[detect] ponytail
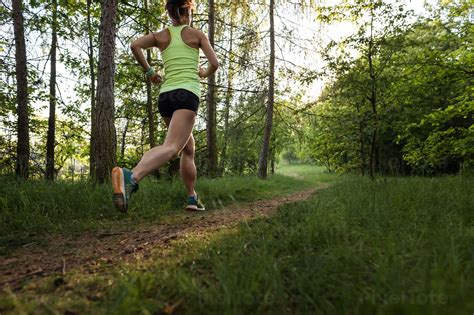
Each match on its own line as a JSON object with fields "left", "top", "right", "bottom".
{"left": 166, "top": 0, "right": 194, "bottom": 24}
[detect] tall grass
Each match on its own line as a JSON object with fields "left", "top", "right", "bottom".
{"left": 0, "top": 165, "right": 332, "bottom": 251}
{"left": 100, "top": 175, "right": 473, "bottom": 314}
{"left": 3, "top": 169, "right": 470, "bottom": 314}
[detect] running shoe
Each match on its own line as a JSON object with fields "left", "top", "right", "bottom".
{"left": 186, "top": 195, "right": 205, "bottom": 211}
{"left": 112, "top": 167, "right": 138, "bottom": 213}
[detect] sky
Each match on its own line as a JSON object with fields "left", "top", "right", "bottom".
{"left": 278, "top": 0, "right": 433, "bottom": 102}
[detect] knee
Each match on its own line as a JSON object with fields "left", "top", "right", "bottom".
{"left": 163, "top": 144, "right": 181, "bottom": 158}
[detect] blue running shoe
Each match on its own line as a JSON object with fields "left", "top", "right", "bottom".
{"left": 186, "top": 195, "right": 205, "bottom": 211}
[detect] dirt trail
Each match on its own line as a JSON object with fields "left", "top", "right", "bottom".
{"left": 0, "top": 185, "right": 327, "bottom": 290}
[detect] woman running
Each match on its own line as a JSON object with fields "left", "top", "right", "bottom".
{"left": 112, "top": 0, "right": 219, "bottom": 213}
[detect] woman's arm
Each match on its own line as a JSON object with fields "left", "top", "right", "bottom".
{"left": 130, "top": 33, "right": 161, "bottom": 85}
{"left": 198, "top": 32, "right": 219, "bottom": 79}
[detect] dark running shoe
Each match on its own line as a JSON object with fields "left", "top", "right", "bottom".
{"left": 186, "top": 195, "right": 205, "bottom": 211}
{"left": 112, "top": 167, "right": 138, "bottom": 213}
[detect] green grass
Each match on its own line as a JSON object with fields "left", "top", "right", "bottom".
{"left": 96, "top": 175, "right": 473, "bottom": 314}
{"left": 1, "top": 169, "right": 472, "bottom": 314}
{"left": 0, "top": 165, "right": 333, "bottom": 253}
{"left": 275, "top": 163, "right": 331, "bottom": 183}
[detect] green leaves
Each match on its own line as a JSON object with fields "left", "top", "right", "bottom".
{"left": 401, "top": 101, "right": 473, "bottom": 172}
{"left": 298, "top": 0, "right": 473, "bottom": 175}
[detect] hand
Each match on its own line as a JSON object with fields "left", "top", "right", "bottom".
{"left": 150, "top": 73, "right": 162, "bottom": 85}
{"left": 198, "top": 66, "right": 207, "bottom": 79}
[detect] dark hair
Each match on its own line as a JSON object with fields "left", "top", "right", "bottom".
{"left": 166, "top": 0, "right": 194, "bottom": 23}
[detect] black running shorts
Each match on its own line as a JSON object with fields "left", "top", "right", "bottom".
{"left": 157, "top": 89, "right": 200, "bottom": 118}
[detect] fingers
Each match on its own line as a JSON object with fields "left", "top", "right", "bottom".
{"left": 150, "top": 74, "right": 162, "bottom": 85}
{"left": 198, "top": 67, "right": 206, "bottom": 79}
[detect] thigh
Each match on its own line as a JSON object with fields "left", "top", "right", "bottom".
{"left": 163, "top": 116, "right": 194, "bottom": 157}
{"left": 163, "top": 109, "right": 196, "bottom": 152}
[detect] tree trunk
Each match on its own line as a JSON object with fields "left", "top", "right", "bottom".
{"left": 12, "top": 0, "right": 29, "bottom": 179}
{"left": 87, "top": 0, "right": 97, "bottom": 177}
{"left": 120, "top": 118, "right": 129, "bottom": 161}
{"left": 71, "top": 158, "right": 75, "bottom": 182}
{"left": 367, "top": 8, "right": 378, "bottom": 180}
{"left": 206, "top": 0, "right": 217, "bottom": 176}
{"left": 46, "top": 0, "right": 58, "bottom": 181}
{"left": 91, "top": 0, "right": 117, "bottom": 183}
{"left": 356, "top": 102, "right": 365, "bottom": 175}
{"left": 219, "top": 11, "right": 235, "bottom": 175}
{"left": 144, "top": 0, "right": 156, "bottom": 149}
{"left": 257, "top": 0, "right": 275, "bottom": 179}
{"left": 270, "top": 132, "right": 276, "bottom": 174}
{"left": 359, "top": 128, "right": 365, "bottom": 176}
{"left": 145, "top": 49, "right": 155, "bottom": 148}
{"left": 167, "top": 159, "right": 180, "bottom": 179}
{"left": 270, "top": 143, "right": 275, "bottom": 175}
{"left": 146, "top": 50, "right": 160, "bottom": 178}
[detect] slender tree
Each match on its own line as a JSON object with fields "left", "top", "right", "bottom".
{"left": 367, "top": 2, "right": 378, "bottom": 179}
{"left": 12, "top": 0, "right": 29, "bottom": 178}
{"left": 46, "top": 0, "right": 58, "bottom": 180}
{"left": 219, "top": 10, "right": 235, "bottom": 174}
{"left": 144, "top": 0, "right": 156, "bottom": 149}
{"left": 120, "top": 117, "right": 129, "bottom": 161}
{"left": 257, "top": 0, "right": 275, "bottom": 179}
{"left": 206, "top": 0, "right": 217, "bottom": 176}
{"left": 87, "top": 0, "right": 97, "bottom": 176}
{"left": 91, "top": 0, "right": 117, "bottom": 182}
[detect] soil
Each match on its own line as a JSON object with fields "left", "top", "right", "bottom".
{"left": 0, "top": 185, "right": 327, "bottom": 291}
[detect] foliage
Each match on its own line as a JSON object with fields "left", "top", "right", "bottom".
{"left": 300, "top": 0, "right": 473, "bottom": 175}
{"left": 0, "top": 0, "right": 471, "bottom": 178}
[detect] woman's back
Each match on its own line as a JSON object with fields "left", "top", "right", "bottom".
{"left": 156, "top": 25, "right": 200, "bottom": 98}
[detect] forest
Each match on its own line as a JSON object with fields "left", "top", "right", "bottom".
{"left": 0, "top": 0, "right": 473, "bottom": 313}
{"left": 1, "top": 0, "right": 471, "bottom": 180}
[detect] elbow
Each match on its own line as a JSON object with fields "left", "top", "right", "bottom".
{"left": 130, "top": 41, "right": 139, "bottom": 52}
{"left": 211, "top": 60, "right": 220, "bottom": 70}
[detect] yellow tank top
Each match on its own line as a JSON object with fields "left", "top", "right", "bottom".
{"left": 159, "top": 25, "right": 200, "bottom": 98}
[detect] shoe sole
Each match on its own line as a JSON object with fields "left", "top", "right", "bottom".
{"left": 186, "top": 205, "right": 205, "bottom": 211}
{"left": 112, "top": 167, "right": 127, "bottom": 213}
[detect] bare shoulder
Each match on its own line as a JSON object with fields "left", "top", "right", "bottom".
{"left": 153, "top": 28, "right": 170, "bottom": 41}
{"left": 181, "top": 26, "right": 205, "bottom": 48}
{"left": 153, "top": 28, "right": 171, "bottom": 50}
{"left": 187, "top": 27, "right": 207, "bottom": 39}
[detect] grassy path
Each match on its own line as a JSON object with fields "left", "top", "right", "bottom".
{"left": 1, "top": 167, "right": 471, "bottom": 314}
{"left": 0, "top": 183, "right": 328, "bottom": 290}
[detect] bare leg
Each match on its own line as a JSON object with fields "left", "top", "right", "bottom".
{"left": 132, "top": 109, "right": 195, "bottom": 182}
{"left": 180, "top": 134, "right": 197, "bottom": 196}
{"left": 162, "top": 117, "right": 197, "bottom": 196}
